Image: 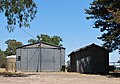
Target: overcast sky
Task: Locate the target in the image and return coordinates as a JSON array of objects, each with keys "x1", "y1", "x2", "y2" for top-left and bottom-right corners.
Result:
[{"x1": 0, "y1": 0, "x2": 119, "y2": 62}]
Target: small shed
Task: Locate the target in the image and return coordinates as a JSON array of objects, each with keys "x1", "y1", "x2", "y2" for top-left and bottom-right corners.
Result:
[
  {"x1": 68, "y1": 43, "x2": 109, "y2": 74},
  {"x1": 6, "y1": 55, "x2": 16, "y2": 72},
  {"x1": 16, "y1": 42, "x2": 65, "y2": 72}
]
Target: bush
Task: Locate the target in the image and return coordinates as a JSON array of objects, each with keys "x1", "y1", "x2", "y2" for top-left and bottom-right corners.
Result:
[{"x1": 0, "y1": 49, "x2": 6, "y2": 68}]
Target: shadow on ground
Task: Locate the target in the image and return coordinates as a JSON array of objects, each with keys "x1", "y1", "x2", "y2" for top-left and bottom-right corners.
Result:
[
  {"x1": 0, "y1": 71, "x2": 120, "y2": 78},
  {"x1": 106, "y1": 73, "x2": 120, "y2": 78},
  {"x1": 0, "y1": 72, "x2": 29, "y2": 77}
]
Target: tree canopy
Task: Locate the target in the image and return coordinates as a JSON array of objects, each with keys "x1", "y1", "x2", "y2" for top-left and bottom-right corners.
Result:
[
  {"x1": 0, "y1": 0, "x2": 37, "y2": 32},
  {"x1": 85, "y1": 0, "x2": 120, "y2": 52},
  {"x1": 0, "y1": 49, "x2": 6, "y2": 68},
  {"x1": 28, "y1": 34, "x2": 63, "y2": 46},
  {"x1": 5, "y1": 39, "x2": 23, "y2": 55}
]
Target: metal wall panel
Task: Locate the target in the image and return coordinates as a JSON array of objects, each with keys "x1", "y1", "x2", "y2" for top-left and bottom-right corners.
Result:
[
  {"x1": 20, "y1": 49, "x2": 28, "y2": 71},
  {"x1": 92, "y1": 51, "x2": 106, "y2": 73},
  {"x1": 60, "y1": 49, "x2": 65, "y2": 66},
  {"x1": 70, "y1": 46, "x2": 109, "y2": 74},
  {"x1": 78, "y1": 56, "x2": 92, "y2": 73},
  {"x1": 16, "y1": 48, "x2": 65, "y2": 72},
  {"x1": 54, "y1": 49, "x2": 61, "y2": 71},
  {"x1": 41, "y1": 49, "x2": 55, "y2": 71},
  {"x1": 27, "y1": 48, "x2": 40, "y2": 72},
  {"x1": 16, "y1": 49, "x2": 21, "y2": 71}
]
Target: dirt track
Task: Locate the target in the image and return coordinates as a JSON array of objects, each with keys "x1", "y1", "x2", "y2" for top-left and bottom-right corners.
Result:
[{"x1": 0, "y1": 72, "x2": 120, "y2": 84}]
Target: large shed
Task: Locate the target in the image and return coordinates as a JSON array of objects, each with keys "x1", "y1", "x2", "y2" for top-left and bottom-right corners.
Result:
[
  {"x1": 16, "y1": 42, "x2": 65, "y2": 72},
  {"x1": 68, "y1": 43, "x2": 109, "y2": 74}
]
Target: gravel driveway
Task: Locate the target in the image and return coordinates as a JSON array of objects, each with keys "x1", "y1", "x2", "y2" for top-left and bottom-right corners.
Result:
[{"x1": 0, "y1": 72, "x2": 120, "y2": 84}]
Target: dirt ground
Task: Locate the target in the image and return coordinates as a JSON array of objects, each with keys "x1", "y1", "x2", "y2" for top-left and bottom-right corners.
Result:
[{"x1": 0, "y1": 72, "x2": 120, "y2": 84}]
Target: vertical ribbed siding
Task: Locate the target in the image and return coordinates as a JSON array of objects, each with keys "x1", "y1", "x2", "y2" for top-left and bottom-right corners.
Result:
[{"x1": 16, "y1": 48, "x2": 65, "y2": 72}]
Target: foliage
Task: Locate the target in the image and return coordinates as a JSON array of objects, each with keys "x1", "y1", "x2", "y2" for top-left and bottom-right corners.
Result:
[
  {"x1": 85, "y1": 0, "x2": 120, "y2": 52},
  {"x1": 67, "y1": 60, "x2": 70, "y2": 67},
  {"x1": 28, "y1": 34, "x2": 63, "y2": 46},
  {"x1": 5, "y1": 39, "x2": 23, "y2": 55},
  {"x1": 0, "y1": 0, "x2": 37, "y2": 32},
  {"x1": 66, "y1": 60, "x2": 71, "y2": 72},
  {"x1": 118, "y1": 60, "x2": 120, "y2": 63},
  {"x1": 0, "y1": 49, "x2": 6, "y2": 68}
]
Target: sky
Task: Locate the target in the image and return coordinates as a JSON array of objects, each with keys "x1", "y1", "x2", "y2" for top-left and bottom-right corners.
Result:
[{"x1": 0, "y1": 0, "x2": 119, "y2": 63}]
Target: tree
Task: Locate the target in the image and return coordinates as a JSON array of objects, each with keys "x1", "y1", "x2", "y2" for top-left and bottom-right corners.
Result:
[
  {"x1": 85, "y1": 0, "x2": 120, "y2": 53},
  {"x1": 66, "y1": 60, "x2": 71, "y2": 72},
  {"x1": 5, "y1": 39, "x2": 23, "y2": 55},
  {"x1": 0, "y1": 0, "x2": 37, "y2": 32},
  {"x1": 118, "y1": 60, "x2": 120, "y2": 63},
  {"x1": 28, "y1": 34, "x2": 63, "y2": 46},
  {"x1": 0, "y1": 49, "x2": 6, "y2": 68}
]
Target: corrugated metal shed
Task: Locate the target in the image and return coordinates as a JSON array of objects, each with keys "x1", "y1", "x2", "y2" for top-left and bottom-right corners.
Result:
[
  {"x1": 16, "y1": 42, "x2": 65, "y2": 72},
  {"x1": 68, "y1": 43, "x2": 109, "y2": 74}
]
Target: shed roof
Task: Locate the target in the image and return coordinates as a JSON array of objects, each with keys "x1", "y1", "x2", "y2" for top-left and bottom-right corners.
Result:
[
  {"x1": 17, "y1": 41, "x2": 65, "y2": 49},
  {"x1": 68, "y1": 43, "x2": 109, "y2": 57}
]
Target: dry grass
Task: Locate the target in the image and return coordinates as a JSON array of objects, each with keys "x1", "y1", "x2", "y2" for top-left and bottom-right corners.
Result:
[
  {"x1": 0, "y1": 68, "x2": 120, "y2": 84},
  {"x1": 0, "y1": 72, "x2": 119, "y2": 84},
  {"x1": 0, "y1": 68, "x2": 6, "y2": 72},
  {"x1": 0, "y1": 68, "x2": 27, "y2": 77}
]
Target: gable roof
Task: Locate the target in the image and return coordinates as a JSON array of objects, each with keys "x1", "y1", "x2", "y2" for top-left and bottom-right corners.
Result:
[
  {"x1": 17, "y1": 41, "x2": 65, "y2": 49},
  {"x1": 68, "y1": 43, "x2": 109, "y2": 57}
]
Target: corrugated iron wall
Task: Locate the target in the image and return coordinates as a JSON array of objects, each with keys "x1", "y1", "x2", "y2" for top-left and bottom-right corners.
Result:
[
  {"x1": 70, "y1": 46, "x2": 109, "y2": 74},
  {"x1": 16, "y1": 48, "x2": 65, "y2": 72}
]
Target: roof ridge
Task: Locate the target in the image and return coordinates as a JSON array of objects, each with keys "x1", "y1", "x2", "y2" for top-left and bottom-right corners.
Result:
[{"x1": 17, "y1": 41, "x2": 65, "y2": 49}]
